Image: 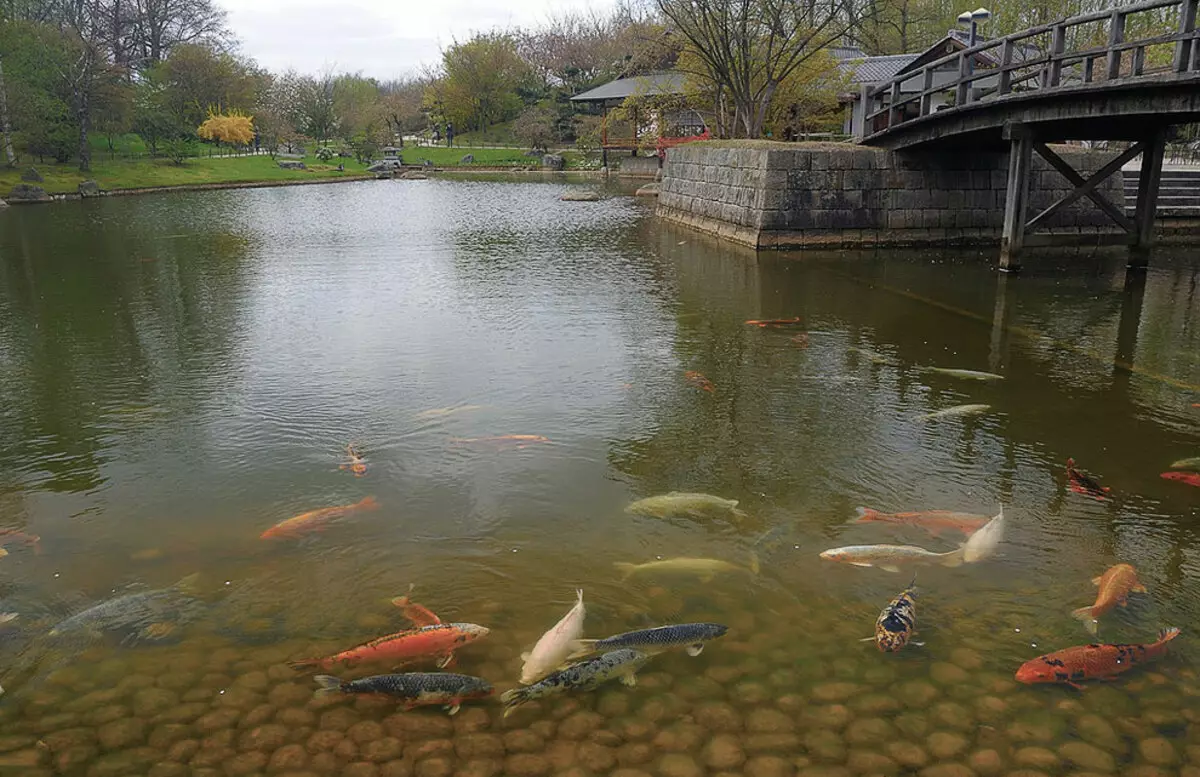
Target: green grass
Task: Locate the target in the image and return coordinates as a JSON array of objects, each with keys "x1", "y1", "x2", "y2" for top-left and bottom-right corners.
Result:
[
  {"x1": 398, "y1": 145, "x2": 539, "y2": 167},
  {"x1": 0, "y1": 153, "x2": 373, "y2": 195},
  {"x1": 453, "y1": 121, "x2": 519, "y2": 147}
]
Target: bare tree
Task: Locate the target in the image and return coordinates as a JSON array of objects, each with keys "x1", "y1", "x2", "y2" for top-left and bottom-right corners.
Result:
[
  {"x1": 131, "y1": 0, "x2": 229, "y2": 68},
  {"x1": 656, "y1": 0, "x2": 856, "y2": 138},
  {"x1": 0, "y1": 54, "x2": 16, "y2": 166}
]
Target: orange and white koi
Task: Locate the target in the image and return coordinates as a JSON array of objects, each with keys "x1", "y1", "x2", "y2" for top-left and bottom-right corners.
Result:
[
  {"x1": 289, "y1": 622, "x2": 489, "y2": 671},
  {"x1": 391, "y1": 586, "x2": 442, "y2": 627},
  {"x1": 684, "y1": 371, "x2": 715, "y2": 393},
  {"x1": 1161, "y1": 471, "x2": 1200, "y2": 488},
  {"x1": 1015, "y1": 628, "x2": 1180, "y2": 689},
  {"x1": 1071, "y1": 563, "x2": 1146, "y2": 635},
  {"x1": 852, "y1": 507, "x2": 990, "y2": 538},
  {"x1": 260, "y1": 496, "x2": 379, "y2": 540},
  {"x1": 745, "y1": 317, "x2": 803, "y2": 328},
  {"x1": 339, "y1": 444, "x2": 367, "y2": 476}
]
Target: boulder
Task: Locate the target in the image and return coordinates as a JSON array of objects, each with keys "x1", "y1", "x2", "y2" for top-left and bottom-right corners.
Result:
[
  {"x1": 423, "y1": 160, "x2": 434, "y2": 168},
  {"x1": 21, "y1": 167, "x2": 43, "y2": 183},
  {"x1": 79, "y1": 180, "x2": 101, "y2": 198},
  {"x1": 0, "y1": 197, "x2": 7, "y2": 208},
  {"x1": 541, "y1": 154, "x2": 565, "y2": 171},
  {"x1": 367, "y1": 160, "x2": 402, "y2": 173},
  {"x1": 6, "y1": 184, "x2": 52, "y2": 203},
  {"x1": 560, "y1": 190, "x2": 600, "y2": 202},
  {"x1": 635, "y1": 183, "x2": 660, "y2": 197},
  {"x1": 459, "y1": 154, "x2": 474, "y2": 164},
  {"x1": 277, "y1": 160, "x2": 307, "y2": 170},
  {"x1": 400, "y1": 171, "x2": 429, "y2": 180}
]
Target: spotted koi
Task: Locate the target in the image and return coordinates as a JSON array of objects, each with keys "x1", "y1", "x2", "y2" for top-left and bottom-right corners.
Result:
[
  {"x1": 1015, "y1": 628, "x2": 1180, "y2": 689},
  {"x1": 865, "y1": 577, "x2": 922, "y2": 652},
  {"x1": 1066, "y1": 458, "x2": 1110, "y2": 500}
]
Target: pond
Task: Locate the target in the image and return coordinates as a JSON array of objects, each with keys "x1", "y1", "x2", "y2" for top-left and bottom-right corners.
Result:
[{"x1": 0, "y1": 176, "x2": 1199, "y2": 777}]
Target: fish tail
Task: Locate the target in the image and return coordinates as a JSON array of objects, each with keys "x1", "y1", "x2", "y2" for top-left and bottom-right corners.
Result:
[
  {"x1": 853, "y1": 507, "x2": 881, "y2": 524},
  {"x1": 566, "y1": 639, "x2": 599, "y2": 660},
  {"x1": 731, "y1": 507, "x2": 750, "y2": 523},
  {"x1": 288, "y1": 658, "x2": 327, "y2": 672},
  {"x1": 500, "y1": 687, "x2": 532, "y2": 717},
  {"x1": 0, "y1": 548, "x2": 7, "y2": 558},
  {"x1": 358, "y1": 496, "x2": 379, "y2": 510},
  {"x1": 313, "y1": 675, "x2": 344, "y2": 695},
  {"x1": 1071, "y1": 607, "x2": 1099, "y2": 636},
  {"x1": 174, "y1": 573, "x2": 202, "y2": 595},
  {"x1": 1157, "y1": 626, "x2": 1181, "y2": 644},
  {"x1": 575, "y1": 588, "x2": 584, "y2": 606},
  {"x1": 748, "y1": 550, "x2": 761, "y2": 576},
  {"x1": 906, "y1": 574, "x2": 918, "y2": 592},
  {"x1": 613, "y1": 562, "x2": 637, "y2": 580}
]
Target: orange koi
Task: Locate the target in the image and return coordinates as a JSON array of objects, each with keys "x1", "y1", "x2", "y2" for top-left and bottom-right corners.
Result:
[
  {"x1": 684, "y1": 371, "x2": 715, "y2": 393},
  {"x1": 392, "y1": 586, "x2": 442, "y2": 627},
  {"x1": 260, "y1": 496, "x2": 379, "y2": 539},
  {"x1": 1071, "y1": 563, "x2": 1146, "y2": 634},
  {"x1": 0, "y1": 529, "x2": 42, "y2": 554},
  {"x1": 339, "y1": 444, "x2": 367, "y2": 476},
  {"x1": 1015, "y1": 628, "x2": 1179, "y2": 689},
  {"x1": 1161, "y1": 471, "x2": 1200, "y2": 488},
  {"x1": 1066, "y1": 458, "x2": 1110, "y2": 500},
  {"x1": 791, "y1": 333, "x2": 809, "y2": 348},
  {"x1": 852, "y1": 508, "x2": 990, "y2": 538},
  {"x1": 745, "y1": 317, "x2": 803, "y2": 327},
  {"x1": 289, "y1": 622, "x2": 489, "y2": 671}
]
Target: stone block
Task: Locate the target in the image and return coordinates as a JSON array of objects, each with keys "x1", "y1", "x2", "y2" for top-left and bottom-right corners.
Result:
[
  {"x1": 810, "y1": 151, "x2": 831, "y2": 171},
  {"x1": 841, "y1": 168, "x2": 877, "y2": 190}
]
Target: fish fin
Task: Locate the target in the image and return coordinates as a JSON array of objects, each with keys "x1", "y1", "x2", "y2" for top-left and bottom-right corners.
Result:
[
  {"x1": 520, "y1": 652, "x2": 531, "y2": 662},
  {"x1": 1158, "y1": 627, "x2": 1181, "y2": 644},
  {"x1": 1118, "y1": 599, "x2": 1128, "y2": 608},
  {"x1": 576, "y1": 588, "x2": 584, "y2": 606},
  {"x1": 848, "y1": 562, "x2": 875, "y2": 568},
  {"x1": 858, "y1": 636, "x2": 875, "y2": 642},
  {"x1": 748, "y1": 551, "x2": 761, "y2": 576},
  {"x1": 313, "y1": 675, "x2": 343, "y2": 696},
  {"x1": 1067, "y1": 681, "x2": 1087, "y2": 690},
  {"x1": 566, "y1": 639, "x2": 599, "y2": 660},
  {"x1": 1133, "y1": 584, "x2": 1148, "y2": 593},
  {"x1": 173, "y1": 573, "x2": 202, "y2": 595},
  {"x1": 288, "y1": 659, "x2": 324, "y2": 672},
  {"x1": 852, "y1": 507, "x2": 879, "y2": 524},
  {"x1": 1071, "y1": 608, "x2": 1100, "y2": 636},
  {"x1": 685, "y1": 644, "x2": 704, "y2": 657},
  {"x1": 1091, "y1": 576, "x2": 1103, "y2": 586},
  {"x1": 613, "y1": 562, "x2": 637, "y2": 580},
  {"x1": 436, "y1": 654, "x2": 455, "y2": 669},
  {"x1": 445, "y1": 703, "x2": 461, "y2": 716},
  {"x1": 619, "y1": 673, "x2": 638, "y2": 687},
  {"x1": 138, "y1": 622, "x2": 177, "y2": 642},
  {"x1": 879, "y1": 565, "x2": 901, "y2": 573},
  {"x1": 912, "y1": 641, "x2": 926, "y2": 647},
  {"x1": 500, "y1": 687, "x2": 530, "y2": 717},
  {"x1": 0, "y1": 613, "x2": 18, "y2": 626},
  {"x1": 939, "y1": 548, "x2": 965, "y2": 569}
]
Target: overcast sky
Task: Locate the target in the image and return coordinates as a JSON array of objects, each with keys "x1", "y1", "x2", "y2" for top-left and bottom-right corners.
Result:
[{"x1": 218, "y1": 0, "x2": 619, "y2": 79}]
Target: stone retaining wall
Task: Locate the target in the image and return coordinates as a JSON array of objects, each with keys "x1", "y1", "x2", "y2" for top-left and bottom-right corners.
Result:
[{"x1": 657, "y1": 143, "x2": 1127, "y2": 249}]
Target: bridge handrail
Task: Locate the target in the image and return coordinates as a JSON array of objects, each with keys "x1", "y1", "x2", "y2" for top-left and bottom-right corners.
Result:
[{"x1": 863, "y1": 0, "x2": 1200, "y2": 136}]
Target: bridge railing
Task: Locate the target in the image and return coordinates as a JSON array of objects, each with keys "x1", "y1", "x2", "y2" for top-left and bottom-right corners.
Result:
[{"x1": 863, "y1": 0, "x2": 1200, "y2": 137}]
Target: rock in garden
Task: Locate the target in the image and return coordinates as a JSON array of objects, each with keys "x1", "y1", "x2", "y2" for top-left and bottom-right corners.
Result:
[
  {"x1": 635, "y1": 183, "x2": 660, "y2": 197},
  {"x1": 541, "y1": 154, "x2": 564, "y2": 170},
  {"x1": 21, "y1": 167, "x2": 43, "y2": 182},
  {"x1": 400, "y1": 171, "x2": 429, "y2": 180},
  {"x1": 78, "y1": 180, "x2": 101, "y2": 198},
  {"x1": 6, "y1": 184, "x2": 52, "y2": 203},
  {"x1": 277, "y1": 160, "x2": 307, "y2": 170},
  {"x1": 459, "y1": 154, "x2": 474, "y2": 164},
  {"x1": 560, "y1": 190, "x2": 600, "y2": 201}
]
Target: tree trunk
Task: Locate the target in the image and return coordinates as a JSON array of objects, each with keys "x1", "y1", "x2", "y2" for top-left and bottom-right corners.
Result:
[
  {"x1": 77, "y1": 69, "x2": 93, "y2": 173},
  {"x1": 0, "y1": 54, "x2": 16, "y2": 168}
]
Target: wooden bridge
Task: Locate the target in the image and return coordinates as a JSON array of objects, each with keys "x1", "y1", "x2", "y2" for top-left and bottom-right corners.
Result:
[{"x1": 858, "y1": 0, "x2": 1200, "y2": 269}]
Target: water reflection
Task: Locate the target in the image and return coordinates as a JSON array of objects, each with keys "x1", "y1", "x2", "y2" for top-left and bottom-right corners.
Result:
[{"x1": 0, "y1": 180, "x2": 1198, "y2": 776}]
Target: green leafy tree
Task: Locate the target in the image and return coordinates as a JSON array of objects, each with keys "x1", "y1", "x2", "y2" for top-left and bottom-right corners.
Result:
[
  {"x1": 433, "y1": 33, "x2": 530, "y2": 133},
  {"x1": 512, "y1": 103, "x2": 557, "y2": 152},
  {"x1": 155, "y1": 43, "x2": 259, "y2": 128}
]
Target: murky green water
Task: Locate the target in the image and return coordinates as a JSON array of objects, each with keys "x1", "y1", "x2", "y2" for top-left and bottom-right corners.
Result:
[{"x1": 1, "y1": 177, "x2": 1199, "y2": 777}]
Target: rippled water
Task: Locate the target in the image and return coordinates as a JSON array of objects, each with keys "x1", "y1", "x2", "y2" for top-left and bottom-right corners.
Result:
[{"x1": 1, "y1": 176, "x2": 1199, "y2": 777}]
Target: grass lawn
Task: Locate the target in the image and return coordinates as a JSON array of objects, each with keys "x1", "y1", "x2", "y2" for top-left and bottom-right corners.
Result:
[
  {"x1": 0, "y1": 154, "x2": 373, "y2": 195},
  {"x1": 398, "y1": 145, "x2": 538, "y2": 166}
]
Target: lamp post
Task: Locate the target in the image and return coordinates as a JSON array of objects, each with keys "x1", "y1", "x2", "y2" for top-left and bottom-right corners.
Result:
[{"x1": 957, "y1": 7, "x2": 992, "y2": 76}]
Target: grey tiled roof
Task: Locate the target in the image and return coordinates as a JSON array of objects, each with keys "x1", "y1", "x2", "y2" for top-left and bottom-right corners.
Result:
[
  {"x1": 840, "y1": 54, "x2": 920, "y2": 84},
  {"x1": 570, "y1": 72, "x2": 688, "y2": 103}
]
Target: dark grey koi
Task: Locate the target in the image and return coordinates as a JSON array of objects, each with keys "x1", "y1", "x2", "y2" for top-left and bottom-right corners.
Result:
[
  {"x1": 569, "y1": 623, "x2": 728, "y2": 659},
  {"x1": 500, "y1": 648, "x2": 649, "y2": 717},
  {"x1": 313, "y1": 672, "x2": 493, "y2": 714}
]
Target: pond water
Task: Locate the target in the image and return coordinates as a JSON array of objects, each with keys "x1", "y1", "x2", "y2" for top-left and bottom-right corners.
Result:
[{"x1": 0, "y1": 176, "x2": 1199, "y2": 777}]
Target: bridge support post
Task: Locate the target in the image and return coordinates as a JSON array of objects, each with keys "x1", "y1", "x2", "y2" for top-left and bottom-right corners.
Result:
[
  {"x1": 999, "y1": 130, "x2": 1033, "y2": 272},
  {"x1": 1130, "y1": 128, "x2": 1167, "y2": 269}
]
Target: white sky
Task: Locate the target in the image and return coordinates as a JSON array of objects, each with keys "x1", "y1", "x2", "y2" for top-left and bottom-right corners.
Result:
[{"x1": 218, "y1": 0, "x2": 618, "y2": 80}]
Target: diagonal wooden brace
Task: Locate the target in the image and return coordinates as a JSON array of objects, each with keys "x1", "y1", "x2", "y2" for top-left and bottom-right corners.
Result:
[{"x1": 1026, "y1": 142, "x2": 1140, "y2": 233}]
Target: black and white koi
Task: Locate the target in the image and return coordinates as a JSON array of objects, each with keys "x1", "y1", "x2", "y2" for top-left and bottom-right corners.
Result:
[{"x1": 863, "y1": 577, "x2": 922, "y2": 652}]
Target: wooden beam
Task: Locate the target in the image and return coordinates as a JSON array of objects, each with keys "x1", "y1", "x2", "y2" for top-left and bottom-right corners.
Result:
[
  {"x1": 1107, "y1": 9, "x2": 1127, "y2": 79},
  {"x1": 1000, "y1": 133, "x2": 1034, "y2": 272},
  {"x1": 956, "y1": 51, "x2": 970, "y2": 106},
  {"x1": 1048, "y1": 24, "x2": 1067, "y2": 86},
  {"x1": 1176, "y1": 0, "x2": 1198, "y2": 72},
  {"x1": 1026, "y1": 142, "x2": 1141, "y2": 232},
  {"x1": 1131, "y1": 127, "x2": 1167, "y2": 265}
]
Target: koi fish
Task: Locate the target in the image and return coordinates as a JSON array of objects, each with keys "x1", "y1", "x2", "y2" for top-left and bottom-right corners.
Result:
[
  {"x1": 613, "y1": 556, "x2": 750, "y2": 581},
  {"x1": 313, "y1": 672, "x2": 493, "y2": 714},
  {"x1": 684, "y1": 371, "x2": 715, "y2": 393},
  {"x1": 848, "y1": 346, "x2": 892, "y2": 365},
  {"x1": 569, "y1": 623, "x2": 727, "y2": 660},
  {"x1": 745, "y1": 317, "x2": 803, "y2": 327},
  {"x1": 501, "y1": 648, "x2": 649, "y2": 717},
  {"x1": 864, "y1": 577, "x2": 921, "y2": 652},
  {"x1": 49, "y1": 574, "x2": 203, "y2": 642},
  {"x1": 1161, "y1": 471, "x2": 1200, "y2": 488},
  {"x1": 0, "y1": 529, "x2": 41, "y2": 554},
  {"x1": 791, "y1": 333, "x2": 809, "y2": 348},
  {"x1": 414, "y1": 404, "x2": 485, "y2": 420},
  {"x1": 1015, "y1": 628, "x2": 1180, "y2": 689},
  {"x1": 260, "y1": 496, "x2": 379, "y2": 539},
  {"x1": 819, "y1": 544, "x2": 964, "y2": 573},
  {"x1": 520, "y1": 589, "x2": 586, "y2": 684},
  {"x1": 919, "y1": 404, "x2": 991, "y2": 421},
  {"x1": 289, "y1": 622, "x2": 489, "y2": 671},
  {"x1": 625, "y1": 492, "x2": 748, "y2": 525},
  {"x1": 450, "y1": 435, "x2": 550, "y2": 449},
  {"x1": 1071, "y1": 563, "x2": 1146, "y2": 635},
  {"x1": 391, "y1": 586, "x2": 442, "y2": 627},
  {"x1": 339, "y1": 444, "x2": 367, "y2": 476},
  {"x1": 961, "y1": 506, "x2": 1004, "y2": 563},
  {"x1": 1066, "y1": 458, "x2": 1110, "y2": 500},
  {"x1": 926, "y1": 367, "x2": 1004, "y2": 381},
  {"x1": 1169, "y1": 456, "x2": 1200, "y2": 470},
  {"x1": 852, "y1": 508, "x2": 990, "y2": 538}
]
